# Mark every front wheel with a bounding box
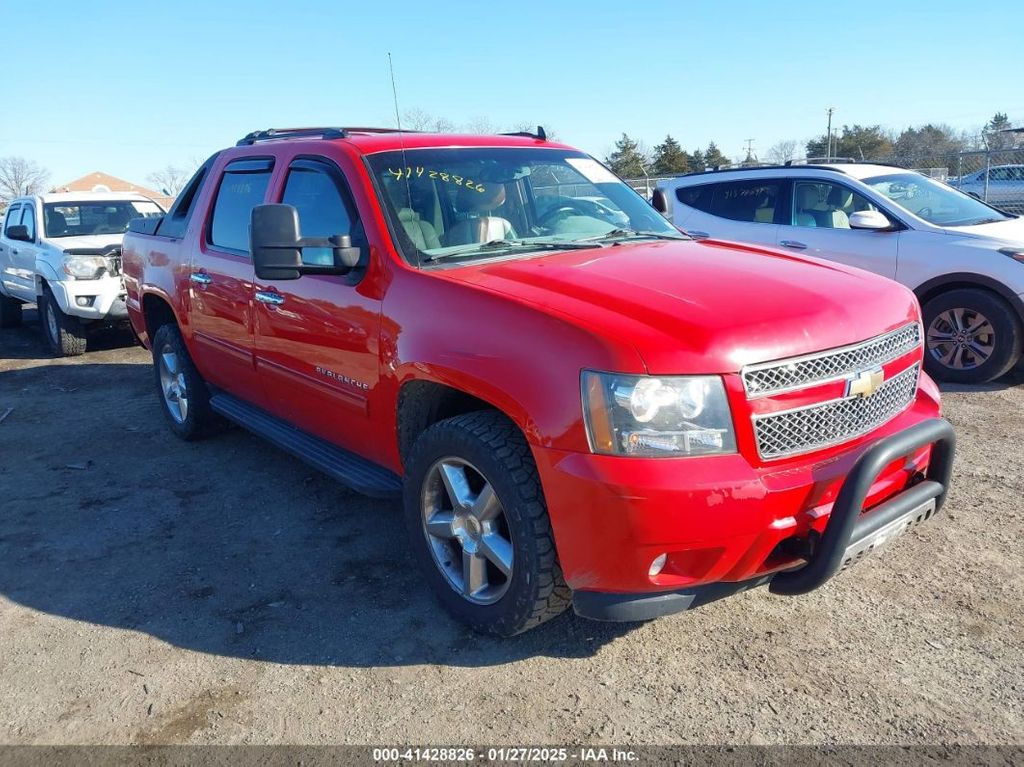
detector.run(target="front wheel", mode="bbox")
[40,289,86,356]
[922,288,1021,384]
[402,411,570,636]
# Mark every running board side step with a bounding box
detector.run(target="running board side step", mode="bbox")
[209,393,402,498]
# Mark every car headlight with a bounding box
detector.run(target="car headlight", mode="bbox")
[62,254,109,280]
[998,247,1024,263]
[582,371,737,457]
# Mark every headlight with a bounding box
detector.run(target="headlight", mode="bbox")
[582,371,737,457]
[998,247,1024,263]
[63,255,108,280]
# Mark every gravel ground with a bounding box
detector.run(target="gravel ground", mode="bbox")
[1,310,1022,746]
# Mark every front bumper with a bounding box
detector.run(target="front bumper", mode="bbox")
[533,387,953,620]
[47,276,128,321]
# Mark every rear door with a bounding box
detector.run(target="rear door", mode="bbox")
[188,157,275,407]
[674,178,782,246]
[774,178,900,278]
[253,155,382,456]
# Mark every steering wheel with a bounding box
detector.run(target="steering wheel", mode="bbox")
[538,201,591,227]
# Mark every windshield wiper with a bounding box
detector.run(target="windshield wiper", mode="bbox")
[574,228,690,243]
[421,239,602,263]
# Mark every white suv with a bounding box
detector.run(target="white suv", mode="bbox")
[0,192,164,355]
[656,164,1024,383]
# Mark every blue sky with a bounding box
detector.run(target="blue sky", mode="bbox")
[4,0,1020,189]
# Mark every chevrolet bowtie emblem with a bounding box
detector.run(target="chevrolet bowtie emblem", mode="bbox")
[845,367,885,399]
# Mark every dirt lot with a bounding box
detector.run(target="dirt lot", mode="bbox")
[1,309,1022,747]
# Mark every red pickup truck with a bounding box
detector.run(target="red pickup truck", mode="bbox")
[122,127,955,636]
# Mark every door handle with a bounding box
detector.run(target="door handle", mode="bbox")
[687,230,710,240]
[255,290,285,306]
[190,272,212,285]
[11,249,18,255]
[779,240,807,250]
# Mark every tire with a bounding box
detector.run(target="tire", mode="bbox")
[402,410,570,636]
[150,323,222,440]
[0,295,22,328]
[922,288,1022,384]
[40,289,87,356]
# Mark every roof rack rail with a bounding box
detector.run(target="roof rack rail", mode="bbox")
[500,125,547,141]
[785,157,857,166]
[236,126,419,146]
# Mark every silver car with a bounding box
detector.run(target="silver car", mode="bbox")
[952,165,1024,214]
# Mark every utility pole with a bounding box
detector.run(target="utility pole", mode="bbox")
[825,107,835,161]
[743,138,756,164]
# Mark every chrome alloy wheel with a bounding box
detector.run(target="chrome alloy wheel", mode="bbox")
[158,345,189,424]
[927,308,995,370]
[420,457,514,605]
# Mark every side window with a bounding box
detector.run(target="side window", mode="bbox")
[281,161,364,266]
[3,205,22,237]
[158,160,213,240]
[208,159,274,254]
[710,181,780,223]
[793,181,876,229]
[676,184,715,214]
[21,206,36,240]
[989,168,1011,182]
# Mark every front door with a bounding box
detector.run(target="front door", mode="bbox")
[188,158,275,408]
[775,179,900,279]
[253,157,382,458]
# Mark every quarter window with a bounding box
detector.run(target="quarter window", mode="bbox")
[281,163,364,266]
[208,160,274,254]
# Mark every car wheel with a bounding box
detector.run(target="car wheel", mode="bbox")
[922,288,1021,384]
[40,289,87,356]
[151,323,222,440]
[403,410,570,636]
[0,295,22,328]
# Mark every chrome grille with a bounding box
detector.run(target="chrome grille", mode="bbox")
[753,365,919,460]
[742,324,921,397]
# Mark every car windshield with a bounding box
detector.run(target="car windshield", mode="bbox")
[863,173,1010,227]
[366,147,683,266]
[43,200,164,238]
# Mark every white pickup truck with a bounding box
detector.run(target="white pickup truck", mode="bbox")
[0,192,164,355]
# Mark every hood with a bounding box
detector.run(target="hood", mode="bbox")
[444,239,920,374]
[939,215,1024,245]
[42,233,124,252]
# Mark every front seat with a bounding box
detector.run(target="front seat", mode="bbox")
[821,186,852,229]
[46,209,68,236]
[397,208,441,250]
[444,185,515,246]
[794,185,819,227]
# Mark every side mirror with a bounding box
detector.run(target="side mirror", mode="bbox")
[6,224,30,242]
[849,210,894,231]
[250,204,362,281]
[651,188,670,215]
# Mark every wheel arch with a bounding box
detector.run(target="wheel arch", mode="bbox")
[913,273,1024,327]
[140,290,181,348]
[395,374,536,468]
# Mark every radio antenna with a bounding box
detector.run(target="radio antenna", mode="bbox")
[388,52,417,266]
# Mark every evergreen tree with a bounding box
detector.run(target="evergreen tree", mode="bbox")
[688,148,706,171]
[806,124,894,161]
[703,142,729,169]
[605,134,649,178]
[651,135,690,175]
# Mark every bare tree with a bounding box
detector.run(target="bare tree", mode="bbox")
[0,157,49,205]
[765,140,799,165]
[463,116,497,135]
[401,108,456,133]
[147,165,191,197]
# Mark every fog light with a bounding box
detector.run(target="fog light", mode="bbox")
[649,553,667,577]
[75,296,94,307]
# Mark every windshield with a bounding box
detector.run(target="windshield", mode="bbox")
[366,147,683,265]
[863,173,1010,227]
[43,200,164,238]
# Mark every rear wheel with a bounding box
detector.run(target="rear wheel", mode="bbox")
[151,323,222,440]
[40,288,86,356]
[403,411,570,636]
[922,288,1021,384]
[0,295,22,328]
